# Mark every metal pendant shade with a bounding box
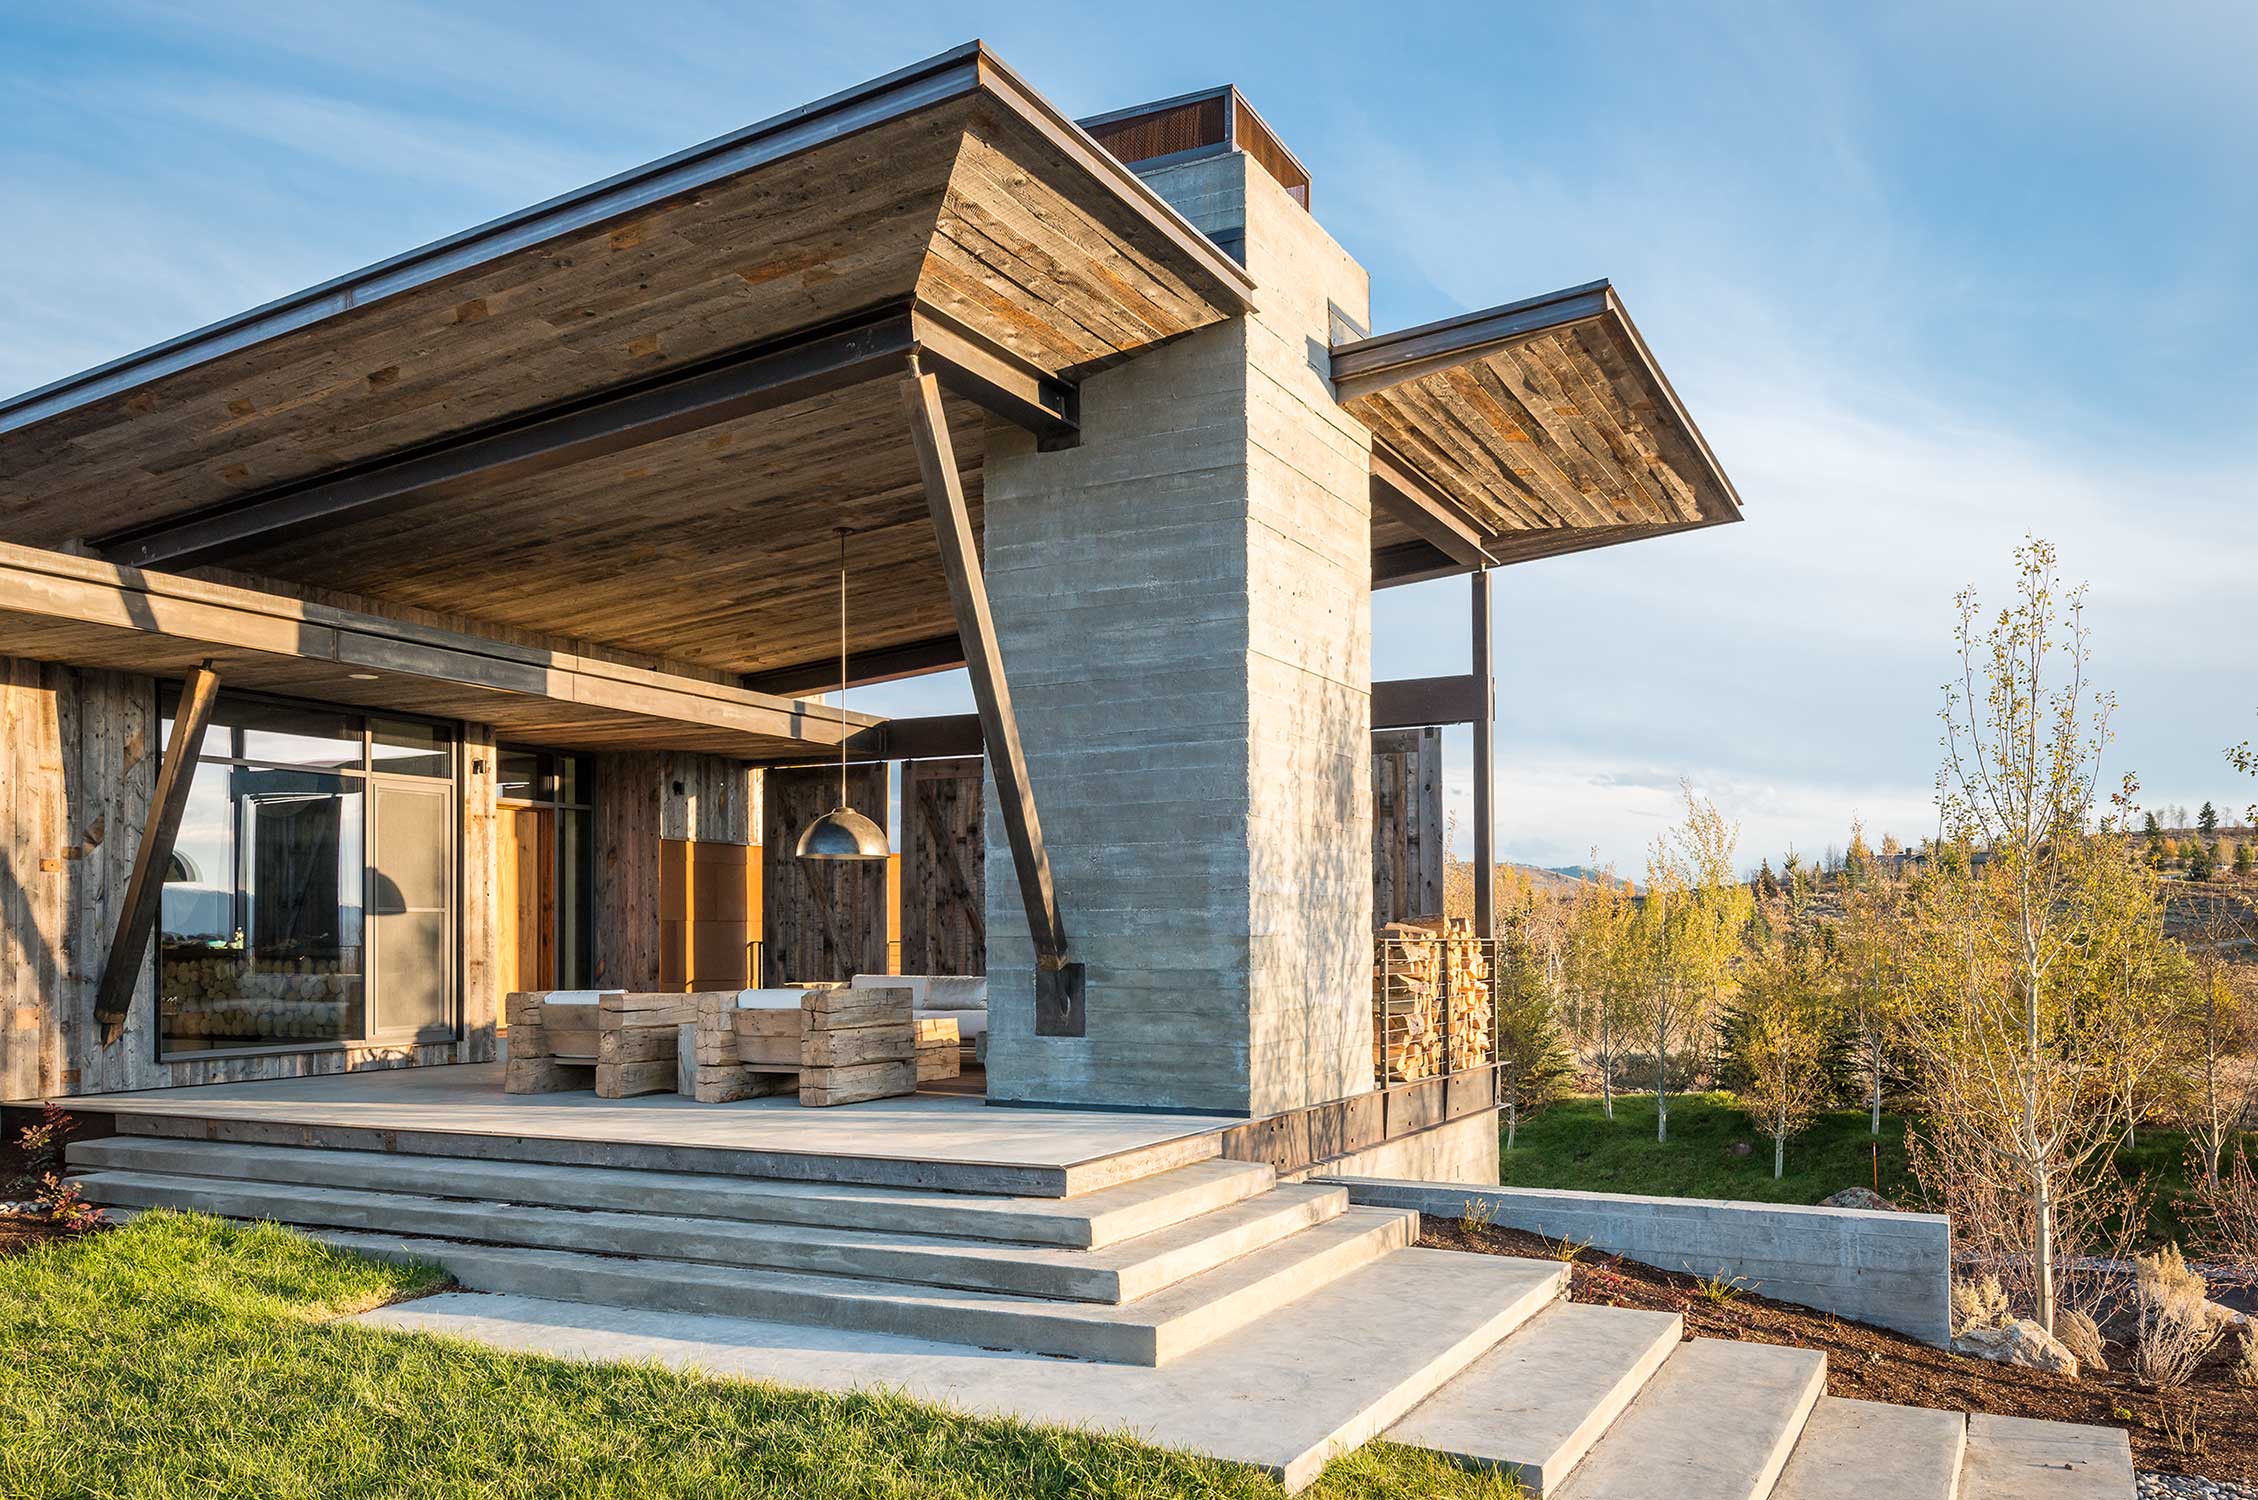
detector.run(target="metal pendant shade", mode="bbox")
[796,803,889,860]
[796,528,889,862]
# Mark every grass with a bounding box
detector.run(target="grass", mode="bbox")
[0,1212,1526,1500]
[1501,1091,1917,1206]
[1501,1091,2252,1251]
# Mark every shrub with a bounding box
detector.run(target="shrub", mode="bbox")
[2231,1332,2258,1391]
[2056,1307,2108,1372]
[1952,1275,2009,1336]
[2129,1246,2219,1389]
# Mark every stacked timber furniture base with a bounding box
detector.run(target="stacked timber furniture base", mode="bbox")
[69,1123,2137,1496]
[799,984,918,1106]
[681,984,957,1106]
[503,991,618,1093]
[507,991,700,1098]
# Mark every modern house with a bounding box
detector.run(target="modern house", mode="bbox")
[0,44,2146,1496]
[0,43,1736,1163]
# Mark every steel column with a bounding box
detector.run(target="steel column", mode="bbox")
[901,359,1082,1035]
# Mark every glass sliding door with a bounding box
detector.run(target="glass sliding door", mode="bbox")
[158,690,458,1058]
[495,747,594,993]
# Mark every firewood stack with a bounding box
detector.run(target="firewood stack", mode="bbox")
[1372,918,1494,1082]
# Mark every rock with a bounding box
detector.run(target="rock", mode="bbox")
[1821,1186,1897,1212]
[1954,1318,2081,1377]
[1728,1141,1752,1158]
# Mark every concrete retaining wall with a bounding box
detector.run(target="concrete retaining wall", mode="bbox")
[1301,1112,1498,1187]
[1326,1178,1952,1346]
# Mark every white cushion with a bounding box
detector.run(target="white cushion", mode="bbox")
[733,988,810,1011]
[537,990,619,1006]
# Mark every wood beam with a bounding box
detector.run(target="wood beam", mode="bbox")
[901,359,1082,1035]
[1470,570,1496,941]
[95,661,220,1046]
[1370,444,1493,568]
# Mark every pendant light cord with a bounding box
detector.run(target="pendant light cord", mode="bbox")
[837,527,849,810]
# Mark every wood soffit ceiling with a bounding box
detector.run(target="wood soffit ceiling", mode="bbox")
[0,44,1253,678]
[1339,280,1743,567]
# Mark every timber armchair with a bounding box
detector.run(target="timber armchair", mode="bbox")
[504,990,618,1093]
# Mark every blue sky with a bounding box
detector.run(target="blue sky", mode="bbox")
[6,2,2254,873]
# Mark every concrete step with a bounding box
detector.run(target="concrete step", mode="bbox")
[66,1136,1273,1248]
[1551,1339,1827,1500]
[1385,1303,1682,1494]
[74,1167,1344,1304]
[281,1204,1423,1365]
[1960,1413,2137,1499]
[1771,1397,1965,1500]
[355,1248,1571,1493]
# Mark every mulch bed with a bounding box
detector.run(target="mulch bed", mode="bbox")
[1423,1220,2258,1483]
[0,1213,83,1259]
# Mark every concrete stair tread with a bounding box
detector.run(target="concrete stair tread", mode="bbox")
[66,1136,1273,1247]
[1771,1396,1965,1500]
[1552,1339,1827,1500]
[267,1202,1421,1365]
[1386,1302,1682,1494]
[74,1167,1343,1304]
[1961,1412,2137,1499]
[355,1247,1570,1492]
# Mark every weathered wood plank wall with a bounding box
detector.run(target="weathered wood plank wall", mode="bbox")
[760,763,888,984]
[900,757,984,976]
[593,750,753,992]
[1371,726,1443,927]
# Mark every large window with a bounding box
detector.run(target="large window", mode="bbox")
[158,689,458,1057]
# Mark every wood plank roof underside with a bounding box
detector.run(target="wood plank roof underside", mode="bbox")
[0,43,1253,680]
[0,543,875,757]
[1336,280,1742,570]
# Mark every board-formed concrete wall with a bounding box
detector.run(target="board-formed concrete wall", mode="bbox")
[1327,1178,1954,1346]
[1301,1113,1499,1187]
[979,153,1373,1115]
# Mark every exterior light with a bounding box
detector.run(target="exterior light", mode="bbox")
[796,527,888,862]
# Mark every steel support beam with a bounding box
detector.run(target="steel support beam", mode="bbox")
[95,661,221,1046]
[743,633,968,697]
[1470,569,1496,941]
[1373,539,1471,590]
[96,306,1078,570]
[901,358,1081,1035]
[1371,444,1494,569]
[1373,673,1486,729]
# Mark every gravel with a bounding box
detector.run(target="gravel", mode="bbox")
[2142,1471,2258,1500]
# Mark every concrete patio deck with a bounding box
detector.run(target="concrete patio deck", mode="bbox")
[61,1063,1238,1196]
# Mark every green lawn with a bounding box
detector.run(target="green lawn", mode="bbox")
[1502,1091,2244,1251]
[1502,1091,1917,1207]
[0,1212,1522,1500]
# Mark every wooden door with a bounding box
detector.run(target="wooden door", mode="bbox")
[901,757,985,975]
[760,764,888,984]
[497,805,556,995]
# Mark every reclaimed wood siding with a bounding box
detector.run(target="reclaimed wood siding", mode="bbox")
[593,750,752,993]
[1371,727,1443,927]
[900,757,984,976]
[760,763,887,984]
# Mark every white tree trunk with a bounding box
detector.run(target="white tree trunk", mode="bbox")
[1774,1133,1785,1179]
[2033,1158,2056,1334]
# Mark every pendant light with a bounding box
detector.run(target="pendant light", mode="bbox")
[796,527,889,861]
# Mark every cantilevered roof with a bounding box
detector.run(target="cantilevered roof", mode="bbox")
[0,43,1253,680]
[1337,279,1741,577]
[0,542,873,757]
